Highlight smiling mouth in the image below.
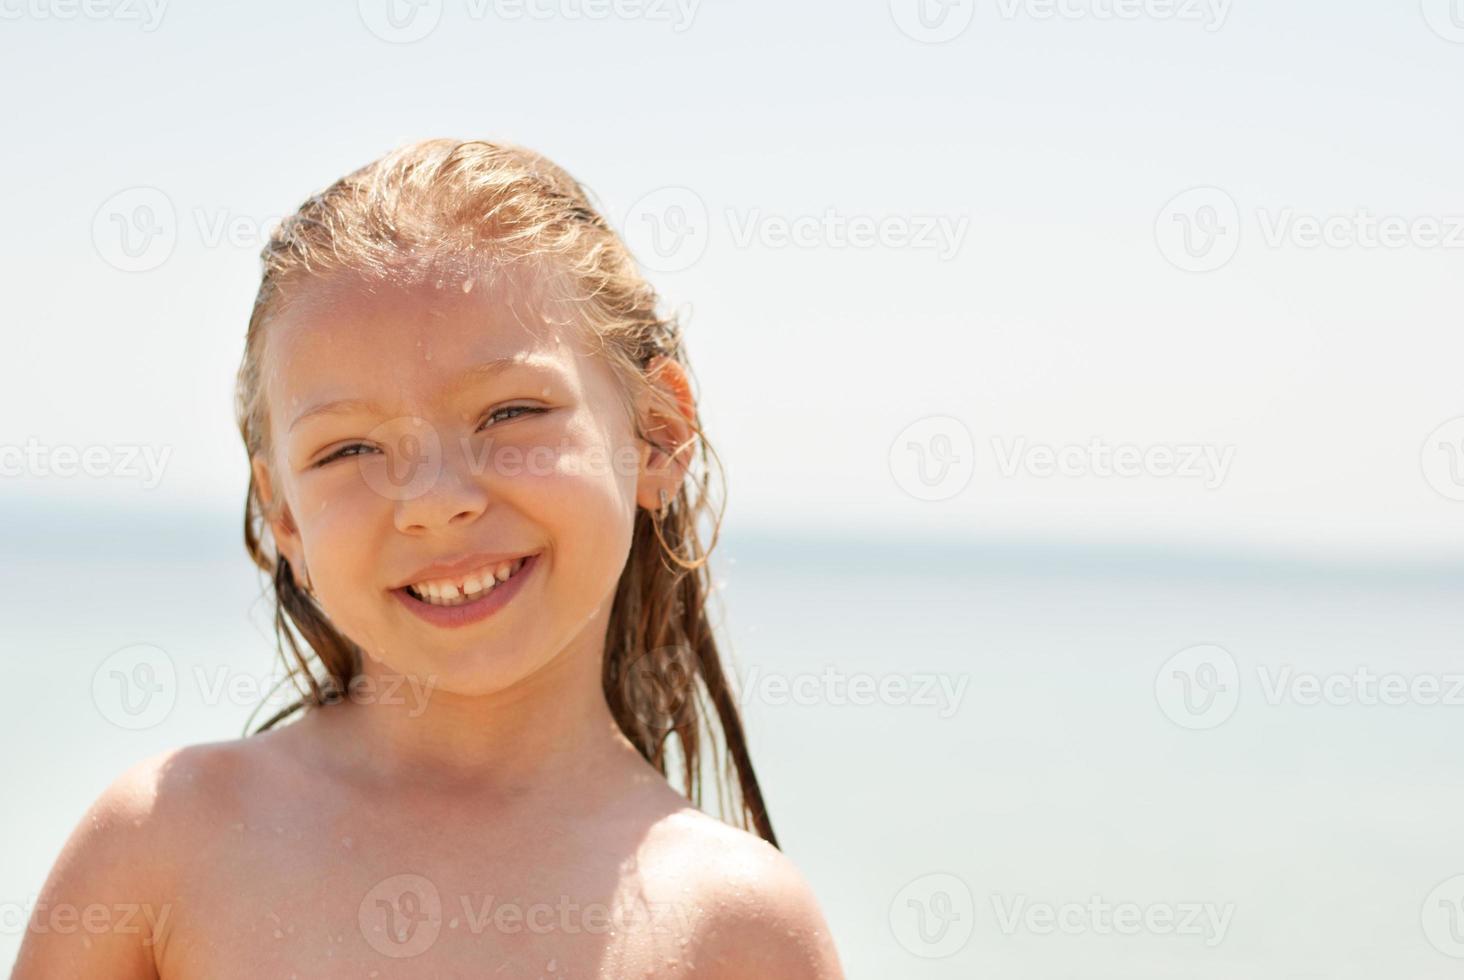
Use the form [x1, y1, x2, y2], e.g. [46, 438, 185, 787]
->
[402, 555, 533, 607]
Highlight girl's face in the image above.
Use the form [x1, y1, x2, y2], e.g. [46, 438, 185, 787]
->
[252, 267, 691, 696]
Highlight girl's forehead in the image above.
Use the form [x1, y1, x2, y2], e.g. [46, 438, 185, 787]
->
[275, 268, 577, 351]
[265, 271, 592, 390]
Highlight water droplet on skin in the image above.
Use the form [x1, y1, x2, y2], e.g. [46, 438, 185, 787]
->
[462, 278, 475, 294]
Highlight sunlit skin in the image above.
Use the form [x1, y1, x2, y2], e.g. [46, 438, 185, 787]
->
[11, 261, 847, 979]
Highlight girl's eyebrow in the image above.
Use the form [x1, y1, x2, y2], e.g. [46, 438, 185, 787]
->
[287, 356, 541, 433]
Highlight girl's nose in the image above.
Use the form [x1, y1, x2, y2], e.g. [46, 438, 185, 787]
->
[391, 439, 491, 534]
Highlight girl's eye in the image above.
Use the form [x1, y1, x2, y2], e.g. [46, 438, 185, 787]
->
[312, 443, 375, 468]
[312, 406, 545, 468]
[477, 405, 546, 430]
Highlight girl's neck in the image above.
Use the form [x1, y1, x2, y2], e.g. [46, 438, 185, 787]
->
[297, 631, 659, 811]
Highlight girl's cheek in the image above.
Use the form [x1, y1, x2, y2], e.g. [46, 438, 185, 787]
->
[521, 436, 630, 502]
[299, 483, 384, 565]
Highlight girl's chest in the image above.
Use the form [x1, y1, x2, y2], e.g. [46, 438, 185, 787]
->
[154, 803, 704, 979]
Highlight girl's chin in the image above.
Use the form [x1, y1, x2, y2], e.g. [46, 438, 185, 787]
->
[369, 647, 550, 700]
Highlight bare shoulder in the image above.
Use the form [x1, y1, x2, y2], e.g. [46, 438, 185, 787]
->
[640, 809, 847, 980]
[37, 734, 272, 885]
[10, 737, 262, 979]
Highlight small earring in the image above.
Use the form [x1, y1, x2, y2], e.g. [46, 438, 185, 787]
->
[657, 489, 670, 518]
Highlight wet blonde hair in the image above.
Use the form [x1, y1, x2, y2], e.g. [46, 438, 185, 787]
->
[234, 138, 777, 846]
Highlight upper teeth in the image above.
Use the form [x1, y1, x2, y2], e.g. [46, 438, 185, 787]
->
[408, 557, 525, 601]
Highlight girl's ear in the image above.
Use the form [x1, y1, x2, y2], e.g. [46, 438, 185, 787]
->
[634, 355, 696, 513]
[251, 452, 306, 572]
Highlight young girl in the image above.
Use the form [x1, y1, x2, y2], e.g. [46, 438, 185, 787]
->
[14, 139, 845, 979]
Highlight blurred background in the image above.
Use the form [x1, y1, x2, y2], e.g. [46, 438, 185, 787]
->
[4, 1, 1464, 976]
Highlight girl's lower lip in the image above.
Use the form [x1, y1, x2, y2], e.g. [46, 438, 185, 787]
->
[390, 553, 539, 629]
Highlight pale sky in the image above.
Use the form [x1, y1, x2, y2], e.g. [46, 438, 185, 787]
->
[3, 0, 1463, 560]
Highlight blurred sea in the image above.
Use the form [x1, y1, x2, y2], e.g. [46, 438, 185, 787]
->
[4, 498, 1464, 977]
